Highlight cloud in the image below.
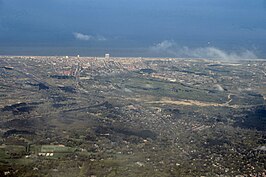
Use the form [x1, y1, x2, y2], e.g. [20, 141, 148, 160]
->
[150, 40, 178, 56]
[73, 32, 107, 41]
[73, 32, 93, 41]
[150, 40, 257, 60]
[95, 35, 107, 41]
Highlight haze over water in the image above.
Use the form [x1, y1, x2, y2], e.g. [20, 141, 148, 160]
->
[0, 0, 266, 58]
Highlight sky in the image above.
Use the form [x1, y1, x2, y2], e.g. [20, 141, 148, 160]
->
[0, 0, 266, 58]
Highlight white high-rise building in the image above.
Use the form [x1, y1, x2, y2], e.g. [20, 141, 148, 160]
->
[105, 54, 110, 59]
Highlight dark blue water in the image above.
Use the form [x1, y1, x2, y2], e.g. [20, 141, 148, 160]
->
[0, 0, 266, 57]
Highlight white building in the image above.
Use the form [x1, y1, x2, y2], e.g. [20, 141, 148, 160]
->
[105, 54, 110, 59]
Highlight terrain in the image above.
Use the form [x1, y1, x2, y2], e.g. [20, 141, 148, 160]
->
[0, 56, 265, 177]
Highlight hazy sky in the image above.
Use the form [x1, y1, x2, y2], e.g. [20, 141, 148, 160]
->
[0, 0, 266, 57]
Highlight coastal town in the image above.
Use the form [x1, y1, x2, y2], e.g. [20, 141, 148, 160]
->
[0, 55, 265, 176]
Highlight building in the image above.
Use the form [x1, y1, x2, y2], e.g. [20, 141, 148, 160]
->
[38, 145, 76, 157]
[105, 54, 110, 59]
